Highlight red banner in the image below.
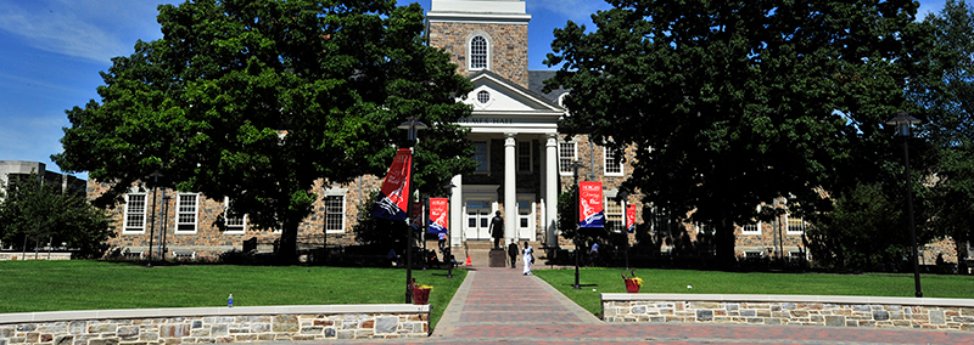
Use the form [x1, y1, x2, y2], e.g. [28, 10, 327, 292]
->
[428, 198, 449, 235]
[371, 148, 412, 221]
[578, 181, 604, 229]
[626, 203, 637, 233]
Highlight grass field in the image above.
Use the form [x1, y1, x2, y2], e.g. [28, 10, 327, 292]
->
[0, 260, 465, 327]
[534, 267, 974, 315]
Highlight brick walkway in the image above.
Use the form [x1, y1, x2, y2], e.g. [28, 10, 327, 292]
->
[254, 267, 974, 344]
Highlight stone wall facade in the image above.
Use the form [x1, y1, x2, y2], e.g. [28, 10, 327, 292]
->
[0, 305, 429, 344]
[428, 21, 529, 88]
[602, 294, 974, 331]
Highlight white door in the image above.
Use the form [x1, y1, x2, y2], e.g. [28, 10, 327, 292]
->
[464, 200, 492, 240]
[516, 199, 536, 240]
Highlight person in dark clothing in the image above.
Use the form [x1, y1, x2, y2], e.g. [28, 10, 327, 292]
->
[507, 241, 519, 268]
[489, 211, 504, 249]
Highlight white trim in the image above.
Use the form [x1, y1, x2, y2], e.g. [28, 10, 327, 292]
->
[603, 146, 624, 176]
[469, 73, 564, 112]
[122, 193, 147, 234]
[468, 34, 490, 71]
[174, 193, 199, 234]
[516, 140, 533, 174]
[600, 294, 974, 308]
[222, 197, 246, 234]
[0, 304, 431, 324]
[558, 141, 577, 176]
[741, 221, 762, 235]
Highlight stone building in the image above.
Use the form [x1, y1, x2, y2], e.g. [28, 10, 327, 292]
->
[96, 0, 964, 266]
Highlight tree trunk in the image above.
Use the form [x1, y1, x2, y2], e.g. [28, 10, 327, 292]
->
[276, 216, 300, 264]
[955, 235, 969, 275]
[715, 218, 736, 268]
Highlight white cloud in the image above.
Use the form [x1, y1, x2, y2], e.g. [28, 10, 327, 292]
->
[0, 0, 168, 64]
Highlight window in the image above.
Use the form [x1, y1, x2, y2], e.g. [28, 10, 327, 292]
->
[786, 215, 806, 235]
[605, 199, 624, 233]
[470, 35, 488, 70]
[325, 195, 346, 233]
[604, 147, 623, 176]
[744, 251, 763, 259]
[473, 141, 489, 174]
[558, 141, 577, 175]
[517, 200, 531, 229]
[477, 90, 490, 104]
[742, 221, 761, 235]
[123, 193, 147, 233]
[175, 193, 199, 233]
[789, 251, 805, 261]
[223, 197, 246, 233]
[517, 141, 532, 173]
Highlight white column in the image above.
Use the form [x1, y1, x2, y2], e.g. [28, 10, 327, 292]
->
[449, 174, 463, 248]
[545, 133, 559, 247]
[504, 132, 517, 244]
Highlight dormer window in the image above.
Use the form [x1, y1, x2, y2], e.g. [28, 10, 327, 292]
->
[470, 35, 489, 70]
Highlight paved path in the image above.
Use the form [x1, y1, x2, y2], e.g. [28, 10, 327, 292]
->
[257, 267, 974, 344]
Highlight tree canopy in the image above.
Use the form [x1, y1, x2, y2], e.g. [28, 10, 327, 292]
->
[53, 0, 474, 261]
[546, 0, 923, 263]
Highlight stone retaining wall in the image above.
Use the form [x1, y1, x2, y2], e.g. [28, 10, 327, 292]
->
[0, 304, 429, 344]
[602, 294, 974, 331]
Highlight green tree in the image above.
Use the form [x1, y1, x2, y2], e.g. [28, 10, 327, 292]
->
[0, 175, 112, 258]
[545, 0, 921, 264]
[53, 0, 473, 262]
[911, 0, 974, 273]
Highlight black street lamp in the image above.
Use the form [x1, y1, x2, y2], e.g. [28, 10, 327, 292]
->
[146, 171, 162, 267]
[399, 117, 428, 303]
[616, 190, 630, 270]
[886, 111, 923, 298]
[572, 160, 582, 289]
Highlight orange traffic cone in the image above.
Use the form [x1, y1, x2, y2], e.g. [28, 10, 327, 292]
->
[465, 255, 472, 266]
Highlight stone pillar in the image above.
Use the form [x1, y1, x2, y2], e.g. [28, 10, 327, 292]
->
[504, 132, 517, 244]
[450, 174, 463, 248]
[545, 133, 559, 247]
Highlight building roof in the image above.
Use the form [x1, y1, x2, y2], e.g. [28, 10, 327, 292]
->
[528, 70, 567, 104]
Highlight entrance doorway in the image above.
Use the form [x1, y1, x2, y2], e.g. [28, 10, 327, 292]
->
[464, 200, 493, 240]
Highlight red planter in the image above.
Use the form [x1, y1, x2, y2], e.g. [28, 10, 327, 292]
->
[624, 279, 640, 293]
[412, 287, 431, 305]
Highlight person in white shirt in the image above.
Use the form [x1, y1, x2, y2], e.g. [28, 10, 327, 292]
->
[522, 241, 534, 275]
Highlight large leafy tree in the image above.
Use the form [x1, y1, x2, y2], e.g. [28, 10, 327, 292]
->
[912, 0, 974, 273]
[54, 0, 473, 262]
[546, 0, 922, 263]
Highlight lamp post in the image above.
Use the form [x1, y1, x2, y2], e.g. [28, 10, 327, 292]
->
[572, 160, 582, 289]
[886, 111, 923, 298]
[146, 171, 162, 267]
[616, 190, 630, 270]
[399, 117, 428, 303]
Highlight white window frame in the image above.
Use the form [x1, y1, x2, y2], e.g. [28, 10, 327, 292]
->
[123, 193, 147, 234]
[741, 221, 762, 235]
[516, 140, 533, 174]
[468, 35, 490, 71]
[604, 197, 624, 233]
[174, 193, 199, 234]
[558, 141, 577, 176]
[324, 192, 346, 234]
[473, 141, 490, 175]
[223, 197, 246, 234]
[744, 250, 764, 259]
[603, 146, 624, 176]
[786, 214, 806, 235]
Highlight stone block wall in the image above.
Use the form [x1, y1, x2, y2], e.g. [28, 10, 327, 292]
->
[0, 305, 429, 344]
[602, 294, 974, 331]
[428, 21, 529, 88]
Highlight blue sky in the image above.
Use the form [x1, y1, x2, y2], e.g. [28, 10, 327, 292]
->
[0, 0, 948, 177]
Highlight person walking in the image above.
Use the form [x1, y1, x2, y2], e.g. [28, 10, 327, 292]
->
[507, 241, 519, 268]
[522, 241, 534, 275]
[489, 211, 504, 249]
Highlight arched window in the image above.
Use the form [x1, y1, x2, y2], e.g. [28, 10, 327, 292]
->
[470, 35, 488, 70]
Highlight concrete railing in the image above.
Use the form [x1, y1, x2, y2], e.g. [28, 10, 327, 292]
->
[0, 304, 430, 344]
[602, 294, 974, 331]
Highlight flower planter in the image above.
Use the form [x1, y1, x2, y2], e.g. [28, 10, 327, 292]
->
[624, 279, 641, 293]
[412, 287, 431, 305]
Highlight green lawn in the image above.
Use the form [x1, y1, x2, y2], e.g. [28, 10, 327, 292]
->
[534, 268, 974, 315]
[0, 260, 465, 328]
